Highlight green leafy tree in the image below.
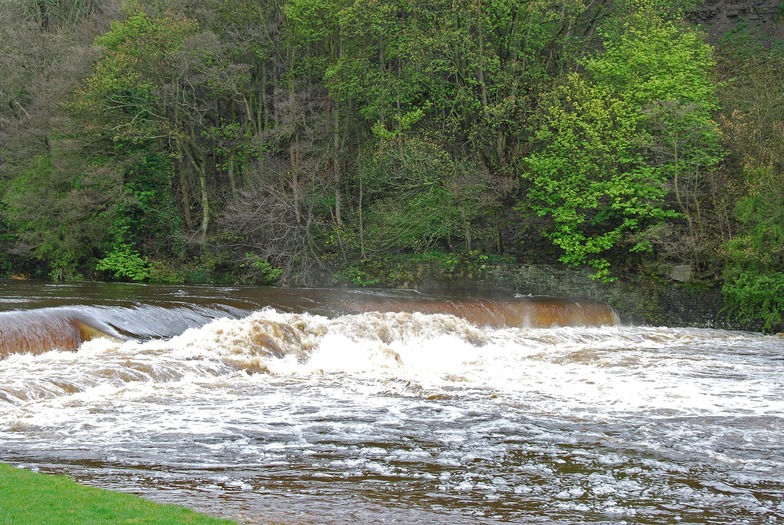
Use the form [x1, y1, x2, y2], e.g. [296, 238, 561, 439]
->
[358, 137, 495, 256]
[421, 0, 588, 171]
[717, 37, 784, 331]
[325, 0, 593, 169]
[96, 240, 151, 282]
[71, 8, 201, 252]
[2, 149, 124, 280]
[73, 5, 266, 262]
[320, 0, 593, 264]
[586, 8, 723, 267]
[523, 7, 721, 279]
[523, 74, 674, 279]
[324, 0, 429, 134]
[284, 0, 353, 226]
[75, 9, 199, 145]
[721, 166, 784, 331]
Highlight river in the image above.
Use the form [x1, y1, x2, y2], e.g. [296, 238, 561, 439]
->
[0, 281, 782, 524]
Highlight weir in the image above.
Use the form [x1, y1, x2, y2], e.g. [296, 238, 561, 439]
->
[0, 292, 619, 358]
[0, 309, 122, 358]
[334, 296, 619, 329]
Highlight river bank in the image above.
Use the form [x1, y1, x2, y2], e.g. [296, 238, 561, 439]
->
[0, 463, 236, 525]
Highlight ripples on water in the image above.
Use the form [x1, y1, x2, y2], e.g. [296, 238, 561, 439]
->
[0, 291, 783, 524]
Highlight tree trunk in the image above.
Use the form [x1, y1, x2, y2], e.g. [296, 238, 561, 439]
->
[460, 204, 472, 251]
[359, 174, 365, 258]
[182, 141, 210, 244]
[199, 163, 210, 244]
[290, 132, 301, 224]
[227, 151, 237, 197]
[332, 101, 342, 225]
[177, 164, 194, 231]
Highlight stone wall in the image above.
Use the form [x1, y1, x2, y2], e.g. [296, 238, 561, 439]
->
[343, 260, 739, 329]
[399, 262, 731, 329]
[478, 265, 727, 328]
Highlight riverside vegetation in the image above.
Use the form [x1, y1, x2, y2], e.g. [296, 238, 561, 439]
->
[0, 0, 782, 331]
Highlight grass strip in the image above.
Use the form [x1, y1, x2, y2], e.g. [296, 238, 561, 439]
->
[0, 463, 237, 525]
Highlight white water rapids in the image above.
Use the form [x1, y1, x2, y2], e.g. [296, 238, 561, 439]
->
[1, 301, 783, 524]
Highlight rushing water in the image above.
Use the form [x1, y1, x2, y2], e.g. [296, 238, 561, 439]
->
[0, 281, 782, 524]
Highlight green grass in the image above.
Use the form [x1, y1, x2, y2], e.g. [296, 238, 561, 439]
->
[0, 463, 237, 524]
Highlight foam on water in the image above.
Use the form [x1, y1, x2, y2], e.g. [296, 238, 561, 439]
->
[1, 309, 783, 524]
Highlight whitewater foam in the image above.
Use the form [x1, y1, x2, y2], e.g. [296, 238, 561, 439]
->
[1, 308, 782, 524]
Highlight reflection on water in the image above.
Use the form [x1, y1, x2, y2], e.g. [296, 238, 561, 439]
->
[0, 282, 782, 524]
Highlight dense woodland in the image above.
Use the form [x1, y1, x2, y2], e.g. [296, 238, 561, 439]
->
[0, 0, 782, 330]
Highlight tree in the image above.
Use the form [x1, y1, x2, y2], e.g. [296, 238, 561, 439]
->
[74, 6, 257, 256]
[522, 7, 721, 279]
[586, 9, 723, 268]
[2, 145, 125, 280]
[523, 74, 673, 278]
[358, 137, 461, 255]
[716, 35, 784, 331]
[216, 152, 327, 285]
[0, 0, 115, 278]
[284, 0, 352, 226]
[22, 0, 108, 31]
[721, 166, 784, 331]
[0, 1, 105, 167]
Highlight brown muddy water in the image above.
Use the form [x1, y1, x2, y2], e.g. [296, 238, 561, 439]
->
[0, 280, 782, 524]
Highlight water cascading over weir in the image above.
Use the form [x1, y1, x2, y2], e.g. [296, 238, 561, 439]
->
[0, 291, 620, 358]
[334, 296, 620, 329]
[0, 308, 123, 358]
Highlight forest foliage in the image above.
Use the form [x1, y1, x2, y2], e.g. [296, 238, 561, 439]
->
[0, 0, 782, 330]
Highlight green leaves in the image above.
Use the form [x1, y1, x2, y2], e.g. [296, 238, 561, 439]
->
[721, 165, 784, 331]
[96, 10, 197, 55]
[240, 253, 284, 285]
[523, 74, 670, 279]
[359, 137, 459, 253]
[2, 148, 125, 281]
[586, 14, 716, 108]
[96, 242, 151, 282]
[714, 41, 784, 331]
[73, 10, 199, 147]
[522, 8, 719, 279]
[722, 268, 784, 332]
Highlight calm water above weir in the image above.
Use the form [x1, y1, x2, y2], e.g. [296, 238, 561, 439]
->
[0, 281, 782, 524]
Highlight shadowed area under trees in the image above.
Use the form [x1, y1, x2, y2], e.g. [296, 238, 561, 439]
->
[0, 0, 782, 331]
